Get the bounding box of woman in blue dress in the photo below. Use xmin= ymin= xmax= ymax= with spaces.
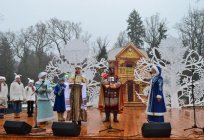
xmin=35 ymin=72 xmax=54 ymax=124
xmin=146 ymin=65 xmax=166 ymax=122
xmin=53 ymin=77 xmax=66 ymax=121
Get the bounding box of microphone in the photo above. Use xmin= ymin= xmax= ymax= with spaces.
xmin=74 ymin=74 xmax=77 ymax=84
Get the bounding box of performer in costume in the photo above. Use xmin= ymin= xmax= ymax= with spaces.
xmin=25 ymin=78 xmax=36 ymax=117
xmin=145 ymin=65 xmax=166 ymax=122
xmin=35 ymin=72 xmax=54 ymax=123
xmin=99 ymin=67 xmax=123 ymax=123
xmin=10 ymin=73 xmax=25 ymax=118
xmin=98 ymin=72 xmax=108 ymax=111
xmin=66 ymin=66 xmax=87 ymax=125
xmin=53 ymin=77 xmax=66 ymax=122
xmin=0 ymin=76 xmax=8 ymax=119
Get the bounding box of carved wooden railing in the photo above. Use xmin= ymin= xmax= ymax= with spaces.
xmin=118 ymin=67 xmax=134 ymax=76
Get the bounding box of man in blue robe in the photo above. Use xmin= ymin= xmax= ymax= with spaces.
xmin=146 ymin=65 xmax=166 ymax=122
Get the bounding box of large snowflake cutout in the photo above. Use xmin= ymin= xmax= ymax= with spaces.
xmin=134 ymin=36 xmax=204 ymax=108
xmin=45 ymin=39 xmax=108 ymax=106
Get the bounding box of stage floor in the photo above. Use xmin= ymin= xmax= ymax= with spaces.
xmin=0 ymin=107 xmax=204 ymax=140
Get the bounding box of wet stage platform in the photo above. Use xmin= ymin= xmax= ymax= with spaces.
xmin=0 ymin=107 xmax=204 ymax=140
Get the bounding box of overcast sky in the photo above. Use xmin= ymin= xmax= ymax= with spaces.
xmin=0 ymin=0 xmax=203 ymax=47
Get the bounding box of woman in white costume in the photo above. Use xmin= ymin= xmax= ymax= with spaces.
xmin=0 ymin=76 xmax=8 ymax=119
xmin=35 ymin=72 xmax=54 ymax=124
xmin=25 ymin=78 xmax=36 ymax=117
xmin=10 ymin=73 xmax=25 ymax=118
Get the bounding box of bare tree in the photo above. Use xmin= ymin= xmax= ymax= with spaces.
xmin=1 ymin=17 xmax=91 ymax=80
xmin=114 ymin=31 xmax=129 ymax=48
xmin=4 ymin=30 xmax=33 ymax=59
xmin=29 ymin=23 xmax=52 ymax=53
xmin=26 ymin=22 xmax=52 ymax=68
xmin=81 ymin=31 xmax=92 ymax=44
xmin=47 ymin=18 xmax=73 ymax=56
xmin=71 ymin=22 xmax=82 ymax=39
xmin=96 ymin=36 xmax=109 ymax=50
xmin=95 ymin=36 xmax=109 ymax=61
xmin=145 ymin=14 xmax=167 ymax=50
xmin=0 ymin=33 xmax=15 ymax=85
xmin=177 ymin=9 xmax=204 ymax=56
xmin=1 ymin=32 xmax=15 ymax=49
xmin=47 ymin=18 xmax=90 ymax=56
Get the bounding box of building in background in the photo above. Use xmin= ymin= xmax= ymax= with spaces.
xmin=108 ymin=43 xmax=148 ymax=107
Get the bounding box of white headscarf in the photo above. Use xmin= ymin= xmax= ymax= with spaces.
xmin=151 ymin=65 xmax=160 ymax=76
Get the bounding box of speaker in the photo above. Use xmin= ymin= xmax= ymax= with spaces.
xmin=52 ymin=122 xmax=81 ymax=137
xmin=142 ymin=122 xmax=171 ymax=138
xmin=3 ymin=121 xmax=32 ymax=135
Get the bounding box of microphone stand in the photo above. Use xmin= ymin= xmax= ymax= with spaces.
xmin=32 ymin=81 xmax=46 ymax=133
xmin=184 ymin=68 xmax=203 ymax=132
xmin=99 ymin=76 xmax=124 ymax=133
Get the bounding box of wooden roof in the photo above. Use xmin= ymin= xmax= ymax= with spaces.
xmin=108 ymin=43 xmax=148 ymax=61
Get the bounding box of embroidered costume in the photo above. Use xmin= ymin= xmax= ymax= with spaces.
xmin=35 ymin=72 xmax=54 ymax=123
xmin=98 ymin=67 xmax=123 ymax=123
xmin=66 ymin=66 xmax=87 ymax=125
xmin=53 ymin=77 xmax=66 ymax=121
xmin=146 ymin=65 xmax=166 ymax=122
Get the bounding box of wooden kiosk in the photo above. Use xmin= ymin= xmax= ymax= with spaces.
xmin=108 ymin=43 xmax=148 ymax=107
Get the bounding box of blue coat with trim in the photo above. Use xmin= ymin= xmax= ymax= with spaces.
xmin=53 ymin=84 xmax=66 ymax=112
xmin=147 ymin=66 xmax=166 ymax=116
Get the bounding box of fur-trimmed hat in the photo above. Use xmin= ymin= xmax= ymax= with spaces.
xmin=38 ymin=72 xmax=47 ymax=79
xmin=0 ymin=76 xmax=6 ymax=81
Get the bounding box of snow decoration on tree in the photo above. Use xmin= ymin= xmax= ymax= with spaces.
xmin=134 ymin=36 xmax=204 ymax=108
xmin=45 ymin=39 xmax=108 ymax=106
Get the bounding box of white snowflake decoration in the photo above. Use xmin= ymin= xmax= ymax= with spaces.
xmin=62 ymin=39 xmax=90 ymax=63
xmin=134 ymin=36 xmax=204 ymax=108
xmin=45 ymin=39 xmax=108 ymax=106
